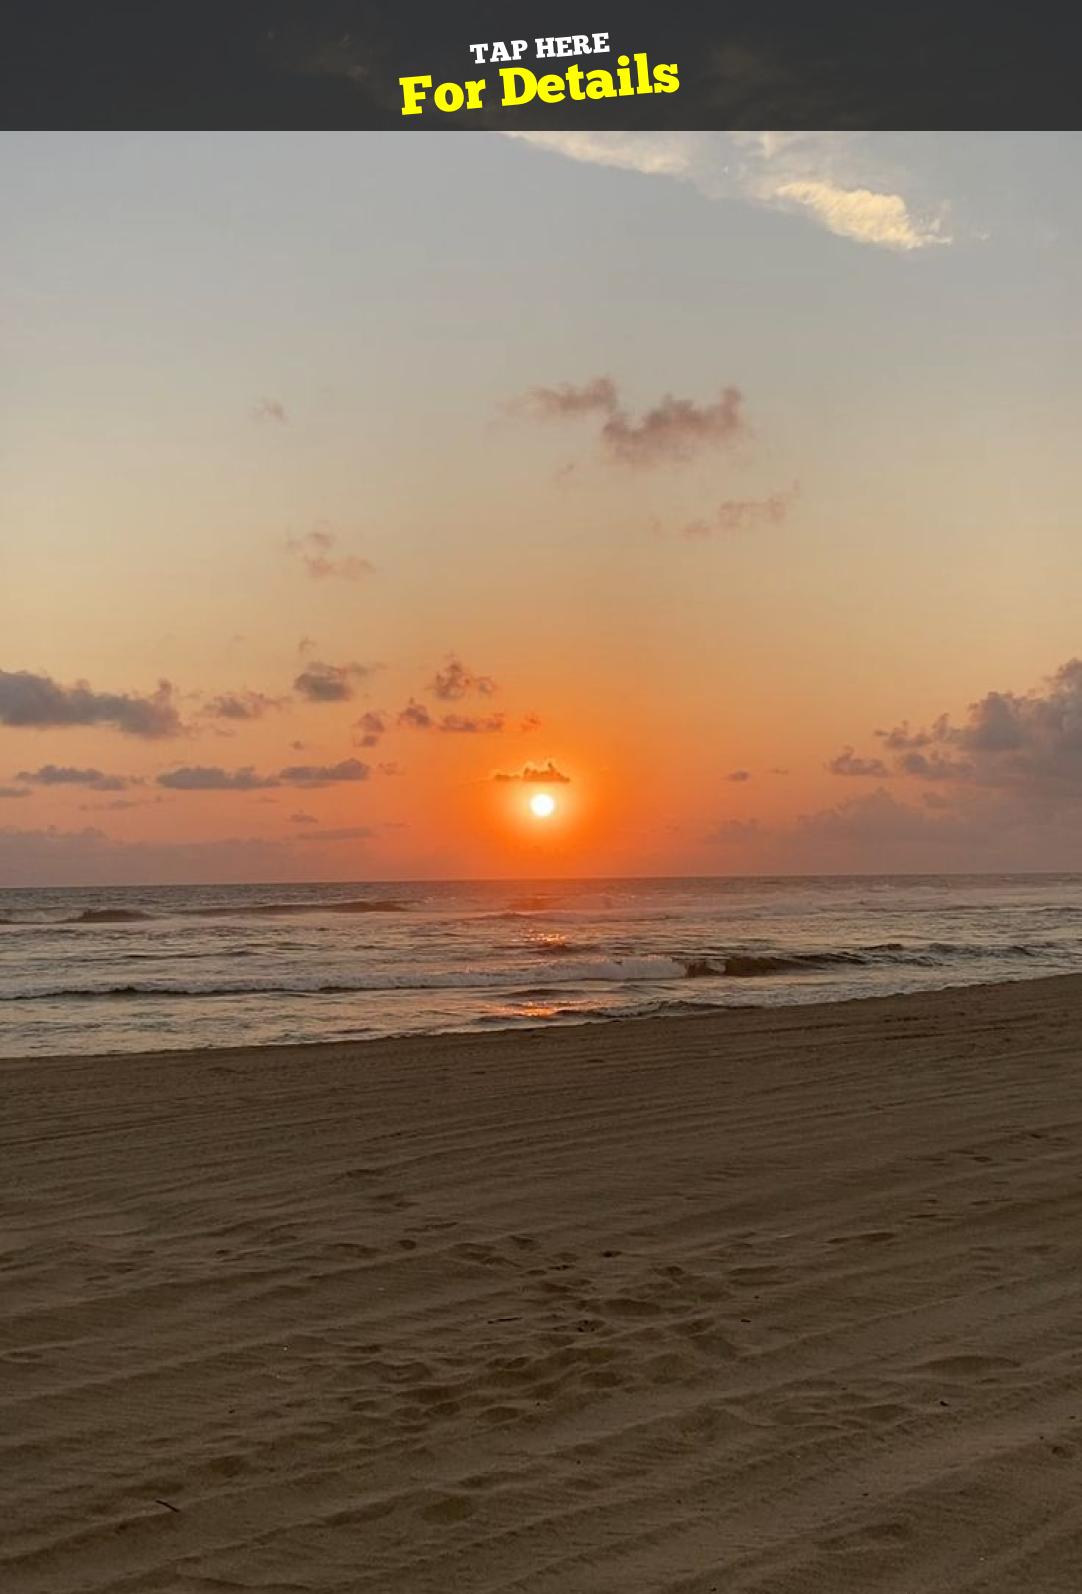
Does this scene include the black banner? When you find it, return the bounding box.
[4,1,1079,130]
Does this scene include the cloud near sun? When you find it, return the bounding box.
[493,762,571,784]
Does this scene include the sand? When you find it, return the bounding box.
[4,976,1082,1592]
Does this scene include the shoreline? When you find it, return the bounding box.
[9,965,1082,1071]
[6,972,1082,1589]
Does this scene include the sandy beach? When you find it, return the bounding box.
[4,975,1082,1593]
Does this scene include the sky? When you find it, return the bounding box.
[3,130,1082,884]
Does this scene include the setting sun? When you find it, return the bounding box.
[529,792,556,819]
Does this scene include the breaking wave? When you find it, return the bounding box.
[1,939,1063,1003]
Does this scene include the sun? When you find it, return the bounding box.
[529,791,556,819]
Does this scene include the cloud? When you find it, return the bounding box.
[896,750,973,781]
[770,178,946,252]
[603,389,745,467]
[0,786,29,799]
[438,713,505,734]
[827,747,890,778]
[0,670,182,737]
[682,488,795,538]
[430,656,499,701]
[202,690,283,721]
[493,761,571,784]
[504,131,695,180]
[397,698,505,734]
[277,758,369,787]
[293,660,372,703]
[15,764,132,791]
[866,659,1082,798]
[293,826,374,843]
[158,765,279,791]
[512,375,747,467]
[78,797,165,812]
[354,710,387,747]
[290,811,318,823]
[513,376,618,419]
[726,769,752,783]
[254,397,287,423]
[158,758,369,791]
[397,698,432,731]
[506,132,951,253]
[288,527,374,582]
[875,718,948,751]
[519,713,542,733]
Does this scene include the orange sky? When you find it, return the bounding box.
[4,132,1082,882]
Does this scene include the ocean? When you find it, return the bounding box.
[2,874,1082,1058]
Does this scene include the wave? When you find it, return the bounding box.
[1,954,691,1002]
[0,898,407,926]
[2,939,1070,1004]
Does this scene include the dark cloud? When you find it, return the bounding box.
[682,488,795,539]
[78,797,165,812]
[827,747,890,778]
[354,710,387,748]
[293,660,372,703]
[493,761,571,784]
[512,376,748,467]
[158,757,368,791]
[871,660,1082,797]
[875,717,949,751]
[0,670,181,737]
[0,786,29,799]
[429,656,498,701]
[727,769,752,783]
[288,527,374,581]
[290,811,318,824]
[439,713,505,734]
[158,766,279,791]
[16,764,132,791]
[896,750,973,781]
[277,758,369,786]
[519,713,542,733]
[397,698,432,731]
[202,690,284,721]
[294,826,375,843]
[397,698,505,734]
[254,397,287,423]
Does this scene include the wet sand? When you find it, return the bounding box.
[4,975,1082,1592]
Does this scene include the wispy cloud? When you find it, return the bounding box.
[253,397,288,423]
[506,131,951,253]
[512,376,747,467]
[202,690,284,721]
[287,526,374,581]
[397,699,506,734]
[681,488,795,539]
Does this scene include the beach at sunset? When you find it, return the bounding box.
[5,119,1082,1593]
[5,974,1082,1592]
